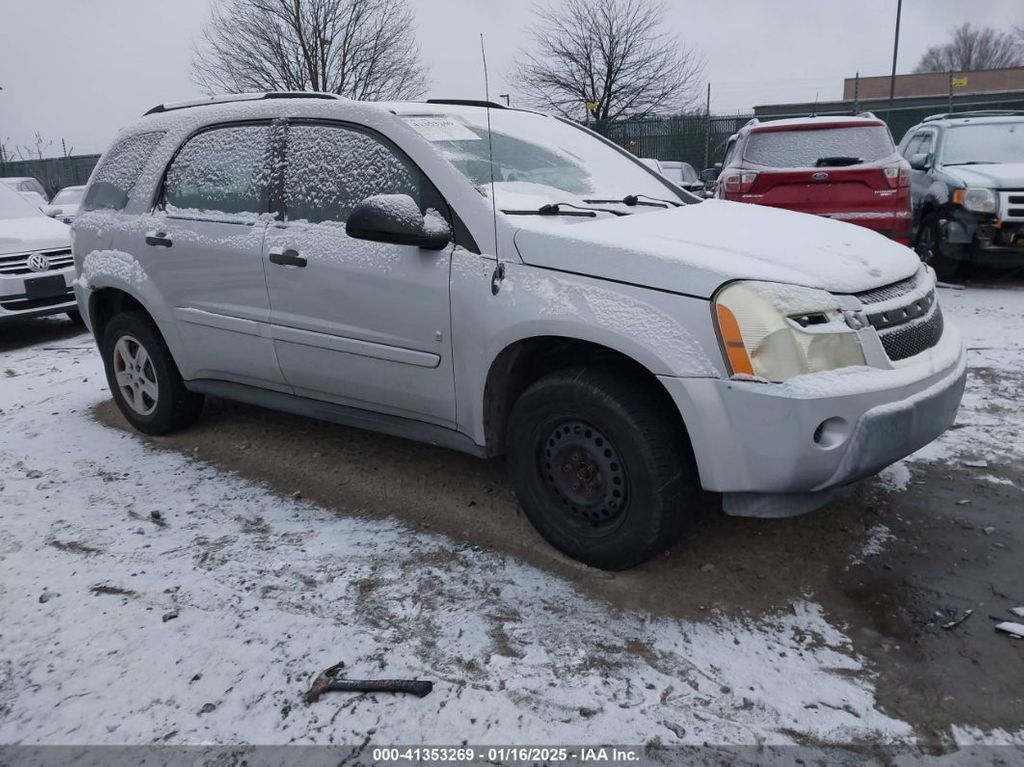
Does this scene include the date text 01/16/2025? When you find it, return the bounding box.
[372,746,641,763]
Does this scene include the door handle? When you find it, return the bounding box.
[268,248,307,268]
[145,231,173,248]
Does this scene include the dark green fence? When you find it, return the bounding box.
[0,154,101,198]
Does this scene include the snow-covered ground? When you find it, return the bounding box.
[1,283,1022,748]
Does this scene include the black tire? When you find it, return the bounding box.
[66,309,85,326]
[505,367,700,570]
[101,311,204,435]
[915,213,959,282]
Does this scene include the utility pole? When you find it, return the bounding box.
[887,0,903,118]
[702,82,711,171]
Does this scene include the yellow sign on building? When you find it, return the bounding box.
[952,76,968,88]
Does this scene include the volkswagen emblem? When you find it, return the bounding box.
[27,253,51,272]
[812,171,829,181]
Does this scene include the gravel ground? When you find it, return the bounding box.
[0,278,1022,752]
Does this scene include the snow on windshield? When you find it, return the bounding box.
[744,126,894,168]
[0,182,44,220]
[402,110,684,208]
[942,121,1024,165]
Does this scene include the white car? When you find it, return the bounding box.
[48,185,87,223]
[0,176,48,202]
[0,182,78,323]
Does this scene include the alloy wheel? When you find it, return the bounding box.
[112,335,159,416]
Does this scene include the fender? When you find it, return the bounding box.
[449,251,724,446]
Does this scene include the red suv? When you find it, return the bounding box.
[711,115,912,243]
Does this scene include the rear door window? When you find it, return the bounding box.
[163,124,272,220]
[82,131,165,212]
[744,125,895,168]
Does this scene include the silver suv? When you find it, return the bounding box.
[73,93,966,570]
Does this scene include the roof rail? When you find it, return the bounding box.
[143,91,342,116]
[425,99,507,109]
[922,109,1024,123]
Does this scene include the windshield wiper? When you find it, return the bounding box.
[815,156,863,167]
[502,202,627,218]
[583,194,682,208]
[943,161,996,166]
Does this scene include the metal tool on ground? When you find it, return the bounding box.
[304,661,433,703]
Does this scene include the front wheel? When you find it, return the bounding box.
[505,368,700,570]
[101,311,204,435]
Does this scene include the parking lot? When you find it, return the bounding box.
[1,273,1021,750]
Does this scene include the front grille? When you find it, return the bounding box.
[854,270,923,304]
[879,305,944,361]
[999,190,1024,222]
[0,248,74,276]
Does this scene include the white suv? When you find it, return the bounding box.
[0,182,77,323]
[72,93,966,569]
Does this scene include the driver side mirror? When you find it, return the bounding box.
[700,167,719,183]
[908,153,932,171]
[345,194,451,251]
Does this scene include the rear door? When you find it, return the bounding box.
[121,121,286,389]
[263,120,456,426]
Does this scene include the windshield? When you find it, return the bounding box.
[942,122,1024,165]
[744,125,895,168]
[402,110,688,210]
[52,187,84,205]
[0,182,44,220]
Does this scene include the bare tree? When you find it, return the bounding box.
[914,22,1024,73]
[191,0,429,100]
[510,0,704,121]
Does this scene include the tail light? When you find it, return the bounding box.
[883,165,910,189]
[722,171,758,194]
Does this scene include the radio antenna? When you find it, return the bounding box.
[480,33,503,292]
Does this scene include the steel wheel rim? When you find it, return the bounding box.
[112,335,158,416]
[538,419,629,532]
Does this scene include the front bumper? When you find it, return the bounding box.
[941,211,1024,267]
[0,268,77,322]
[659,320,966,517]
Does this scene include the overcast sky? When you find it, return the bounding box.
[1,0,1021,157]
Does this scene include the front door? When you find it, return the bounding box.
[264,120,456,426]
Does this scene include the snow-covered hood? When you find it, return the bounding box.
[0,215,71,255]
[512,199,920,298]
[943,163,1024,189]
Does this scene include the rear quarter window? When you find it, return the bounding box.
[82,131,165,212]
[744,125,895,168]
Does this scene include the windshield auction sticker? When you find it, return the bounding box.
[403,116,481,142]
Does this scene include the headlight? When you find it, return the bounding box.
[953,187,997,214]
[713,281,865,382]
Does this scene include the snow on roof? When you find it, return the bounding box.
[747,115,884,131]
